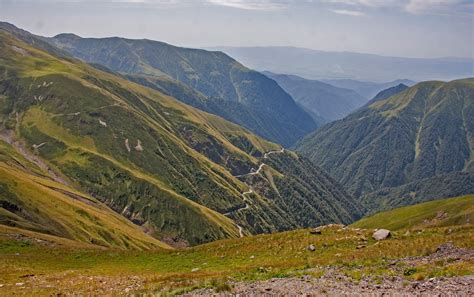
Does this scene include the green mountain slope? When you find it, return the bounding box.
[0,27,361,246]
[46,33,316,147]
[361,171,474,213]
[264,72,366,121]
[295,79,474,202]
[352,194,474,230]
[0,138,170,250]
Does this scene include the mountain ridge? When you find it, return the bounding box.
[295,78,474,207]
[46,32,317,147]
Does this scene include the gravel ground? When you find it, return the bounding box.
[186,274,474,296]
[184,243,474,296]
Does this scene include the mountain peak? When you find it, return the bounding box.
[53,33,81,41]
[367,83,410,105]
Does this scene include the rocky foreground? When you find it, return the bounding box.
[185,243,474,296]
[188,275,473,296]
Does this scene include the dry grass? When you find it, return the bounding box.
[0,223,472,295]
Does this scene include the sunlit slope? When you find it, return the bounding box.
[0,30,361,245]
[0,139,170,250]
[0,31,254,245]
[352,195,474,230]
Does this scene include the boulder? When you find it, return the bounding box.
[309,227,323,235]
[307,244,316,251]
[436,242,455,253]
[372,229,391,240]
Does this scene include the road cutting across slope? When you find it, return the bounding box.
[227,148,285,237]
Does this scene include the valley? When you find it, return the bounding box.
[263,72,367,122]
[0,23,361,249]
[0,6,472,294]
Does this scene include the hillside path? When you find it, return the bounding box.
[226,148,285,237]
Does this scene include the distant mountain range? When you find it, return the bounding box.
[45,34,316,147]
[212,46,473,83]
[296,79,474,211]
[264,72,366,122]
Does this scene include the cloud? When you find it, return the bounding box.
[28,0,473,15]
[206,0,286,10]
[322,0,400,7]
[405,0,460,14]
[330,9,365,16]
[322,0,471,15]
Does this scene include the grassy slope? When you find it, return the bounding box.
[0,31,246,245]
[0,222,472,295]
[0,30,361,245]
[352,195,474,231]
[0,140,169,250]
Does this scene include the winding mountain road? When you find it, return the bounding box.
[264,148,285,158]
[226,147,285,237]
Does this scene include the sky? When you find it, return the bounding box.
[0,0,473,58]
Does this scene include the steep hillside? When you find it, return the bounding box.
[352,194,474,230]
[0,28,361,246]
[361,172,474,213]
[265,72,366,121]
[0,138,169,250]
[296,79,474,201]
[46,33,316,147]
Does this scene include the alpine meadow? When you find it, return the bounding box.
[0,0,473,295]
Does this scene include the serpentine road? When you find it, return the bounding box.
[226,148,285,237]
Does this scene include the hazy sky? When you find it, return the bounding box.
[0,0,473,58]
